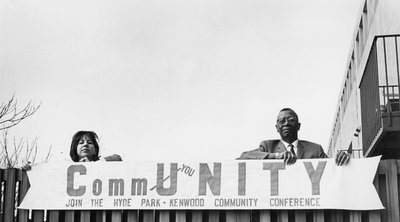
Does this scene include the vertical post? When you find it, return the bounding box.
[175,210,186,222]
[208,210,219,222]
[96,211,107,222]
[237,210,251,222]
[32,211,44,222]
[65,210,75,222]
[0,169,3,222]
[383,37,393,124]
[126,210,138,222]
[313,210,324,222]
[142,210,154,222]
[277,210,288,222]
[378,167,389,222]
[294,210,306,222]
[48,211,60,222]
[394,37,400,105]
[225,210,236,222]
[386,160,399,222]
[191,211,202,222]
[331,210,343,222]
[17,170,30,222]
[80,210,91,222]
[158,211,169,222]
[111,211,122,222]
[349,211,361,222]
[259,210,271,222]
[369,174,381,221]
[3,169,17,222]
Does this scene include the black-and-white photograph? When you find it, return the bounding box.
[1,0,399,221]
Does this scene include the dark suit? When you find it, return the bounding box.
[238,139,328,159]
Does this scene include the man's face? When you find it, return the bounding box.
[275,110,301,140]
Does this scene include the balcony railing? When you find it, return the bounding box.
[379,85,400,114]
[360,35,400,157]
[351,149,363,158]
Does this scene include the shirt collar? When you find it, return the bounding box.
[281,139,299,148]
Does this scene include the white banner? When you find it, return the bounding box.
[19,157,383,210]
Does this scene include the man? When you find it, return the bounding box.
[238,108,350,165]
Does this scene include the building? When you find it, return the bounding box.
[328,0,400,159]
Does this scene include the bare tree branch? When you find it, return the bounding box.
[0,129,49,168]
[1,130,12,168]
[0,95,41,131]
[44,146,52,162]
[0,96,50,168]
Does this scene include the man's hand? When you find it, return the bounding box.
[335,151,351,166]
[276,151,297,165]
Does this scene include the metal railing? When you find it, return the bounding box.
[360,35,400,154]
[1,160,398,222]
[379,85,400,113]
[351,149,363,158]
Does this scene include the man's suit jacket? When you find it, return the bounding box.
[238,139,328,159]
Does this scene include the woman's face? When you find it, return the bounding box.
[77,135,97,161]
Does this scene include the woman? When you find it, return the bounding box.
[70,131,122,162]
[22,131,121,170]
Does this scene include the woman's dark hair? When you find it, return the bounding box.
[69,131,100,162]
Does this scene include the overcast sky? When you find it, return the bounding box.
[0,0,363,161]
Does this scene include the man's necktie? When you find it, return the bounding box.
[289,144,296,156]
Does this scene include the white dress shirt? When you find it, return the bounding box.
[281,139,299,155]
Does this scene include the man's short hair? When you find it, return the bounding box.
[278,108,299,120]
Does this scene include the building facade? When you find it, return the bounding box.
[328,0,400,159]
